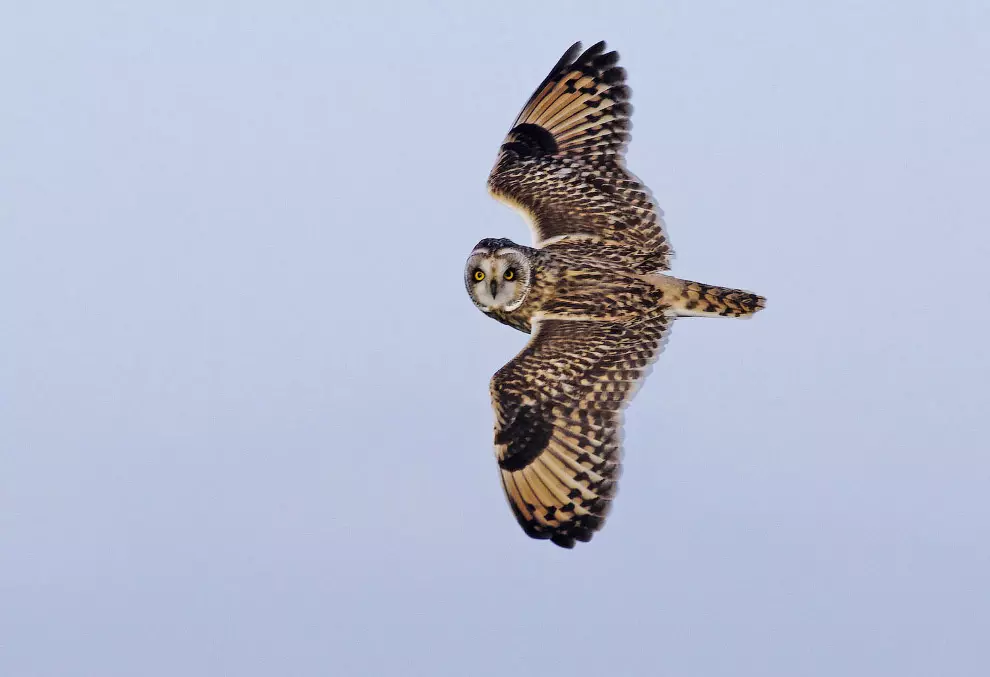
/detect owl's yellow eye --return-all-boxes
[473,270,485,282]
[503,269,515,281]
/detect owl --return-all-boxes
[466,41,765,548]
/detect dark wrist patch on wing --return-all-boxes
[496,403,553,471]
[501,123,559,158]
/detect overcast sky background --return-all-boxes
[3,1,989,675]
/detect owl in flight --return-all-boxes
[466,41,765,548]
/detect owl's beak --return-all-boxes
[490,279,498,297]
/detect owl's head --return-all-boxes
[464,238,534,313]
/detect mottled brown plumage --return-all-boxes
[488,40,670,273]
[466,41,766,548]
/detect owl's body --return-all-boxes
[467,41,765,548]
[475,238,668,332]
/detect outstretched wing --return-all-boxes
[490,313,672,548]
[488,41,671,270]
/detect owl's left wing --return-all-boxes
[487,41,671,271]
[490,313,672,548]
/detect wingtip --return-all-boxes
[556,41,584,69]
[560,40,614,68]
[587,39,607,53]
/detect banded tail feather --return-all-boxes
[647,275,766,318]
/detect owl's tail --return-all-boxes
[646,275,766,318]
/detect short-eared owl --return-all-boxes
[466,41,765,548]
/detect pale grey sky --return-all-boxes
[3,1,989,675]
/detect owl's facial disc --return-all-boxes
[464,247,531,313]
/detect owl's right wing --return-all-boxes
[489,313,672,548]
[487,41,671,271]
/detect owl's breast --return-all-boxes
[485,304,537,334]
